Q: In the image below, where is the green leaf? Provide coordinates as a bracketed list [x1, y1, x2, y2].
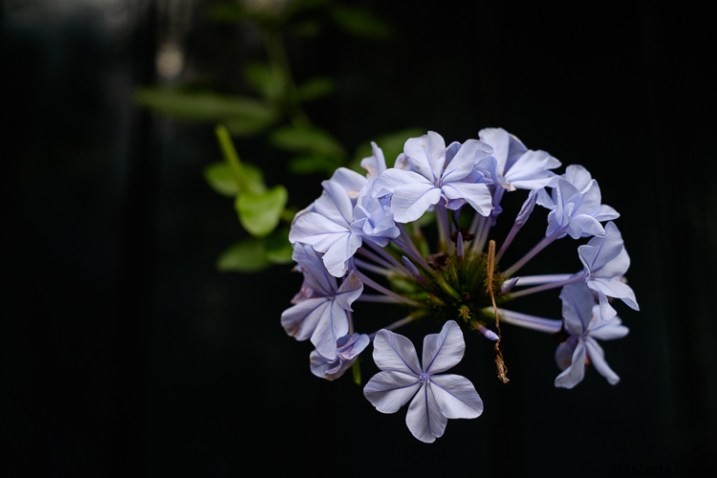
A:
[330, 5, 393, 40]
[294, 77, 335, 103]
[203, 162, 238, 197]
[241, 163, 268, 194]
[135, 88, 276, 134]
[351, 128, 425, 170]
[203, 162, 266, 197]
[216, 240, 270, 273]
[269, 125, 345, 158]
[235, 185, 288, 237]
[243, 63, 287, 101]
[288, 154, 342, 175]
[265, 228, 293, 264]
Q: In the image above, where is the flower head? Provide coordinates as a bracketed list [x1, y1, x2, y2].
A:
[282, 128, 637, 443]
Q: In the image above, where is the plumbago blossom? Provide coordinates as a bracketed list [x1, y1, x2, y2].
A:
[282, 128, 639, 443]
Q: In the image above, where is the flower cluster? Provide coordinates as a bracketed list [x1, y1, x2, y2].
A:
[281, 128, 638, 443]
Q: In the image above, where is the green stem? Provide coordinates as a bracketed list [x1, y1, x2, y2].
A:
[215, 125, 249, 193]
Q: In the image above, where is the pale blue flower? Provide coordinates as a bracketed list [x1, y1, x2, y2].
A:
[478, 127, 561, 191]
[310, 333, 370, 381]
[578, 221, 639, 315]
[289, 166, 398, 277]
[363, 320, 484, 443]
[536, 165, 619, 239]
[554, 283, 629, 389]
[373, 131, 494, 223]
[281, 244, 364, 358]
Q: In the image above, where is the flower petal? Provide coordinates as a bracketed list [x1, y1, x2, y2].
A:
[554, 340, 587, 389]
[321, 231, 363, 277]
[310, 300, 350, 358]
[585, 337, 620, 385]
[289, 211, 349, 253]
[280, 297, 330, 341]
[566, 214, 605, 239]
[555, 338, 577, 370]
[430, 374, 484, 419]
[589, 317, 629, 340]
[442, 139, 490, 183]
[327, 167, 367, 198]
[406, 384, 447, 443]
[391, 181, 442, 223]
[334, 270, 364, 310]
[360, 142, 387, 178]
[588, 278, 639, 311]
[403, 131, 446, 182]
[560, 283, 595, 335]
[317, 179, 355, 224]
[441, 181, 493, 216]
[372, 328, 422, 375]
[363, 371, 421, 413]
[422, 320, 465, 374]
[578, 221, 626, 274]
[291, 243, 336, 296]
[504, 149, 561, 190]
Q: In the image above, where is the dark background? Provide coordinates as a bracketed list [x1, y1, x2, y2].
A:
[4, 1, 716, 477]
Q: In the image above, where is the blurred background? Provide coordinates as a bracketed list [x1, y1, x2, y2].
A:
[4, 0, 717, 476]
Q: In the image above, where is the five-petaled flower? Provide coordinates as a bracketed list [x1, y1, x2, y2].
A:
[363, 320, 484, 443]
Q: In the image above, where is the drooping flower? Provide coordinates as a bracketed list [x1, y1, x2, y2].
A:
[536, 164, 620, 239]
[554, 283, 629, 388]
[310, 332, 370, 381]
[363, 320, 484, 443]
[578, 221, 639, 315]
[280, 244, 364, 358]
[373, 131, 494, 222]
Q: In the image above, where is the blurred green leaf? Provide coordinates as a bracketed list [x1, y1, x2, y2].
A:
[136, 88, 277, 135]
[288, 154, 342, 175]
[294, 77, 335, 103]
[235, 185, 288, 237]
[215, 227, 292, 273]
[204, 162, 238, 197]
[270, 125, 345, 158]
[216, 240, 270, 272]
[351, 128, 425, 170]
[265, 227, 293, 264]
[244, 62, 287, 101]
[241, 163, 268, 194]
[330, 5, 393, 40]
[204, 162, 266, 197]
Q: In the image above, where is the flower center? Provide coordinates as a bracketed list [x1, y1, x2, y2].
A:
[395, 249, 506, 329]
